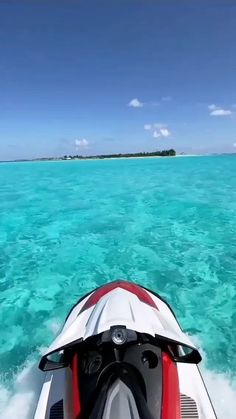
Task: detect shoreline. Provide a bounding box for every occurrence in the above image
[0,154,227,164]
[42,154,204,162]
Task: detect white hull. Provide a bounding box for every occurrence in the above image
[34,281,216,419]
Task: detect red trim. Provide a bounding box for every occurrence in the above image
[161,352,181,419]
[80,281,157,312]
[71,353,81,419]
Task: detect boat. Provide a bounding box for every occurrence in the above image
[34,280,216,418]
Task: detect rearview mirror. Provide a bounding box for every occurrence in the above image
[171,344,202,364]
[39,349,69,371]
[156,335,202,364]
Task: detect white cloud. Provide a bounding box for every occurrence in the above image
[208,104,217,111]
[208,104,232,116]
[153,130,161,138]
[210,109,232,116]
[145,123,171,139]
[160,128,171,137]
[233,143,236,148]
[128,98,143,108]
[162,96,172,102]
[75,138,89,149]
[128,96,172,108]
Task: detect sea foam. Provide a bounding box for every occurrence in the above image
[0,361,44,419]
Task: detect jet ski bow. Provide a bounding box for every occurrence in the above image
[34,280,216,419]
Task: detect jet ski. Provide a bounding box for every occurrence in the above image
[34,280,216,419]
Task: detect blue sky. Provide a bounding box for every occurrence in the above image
[0,0,236,159]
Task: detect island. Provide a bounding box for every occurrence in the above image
[62,149,176,160]
[1,149,177,163]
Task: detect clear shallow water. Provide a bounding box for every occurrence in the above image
[0,155,236,417]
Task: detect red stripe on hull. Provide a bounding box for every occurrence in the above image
[81,280,157,312]
[162,352,181,419]
[72,353,81,419]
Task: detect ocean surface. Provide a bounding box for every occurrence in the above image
[0,155,236,418]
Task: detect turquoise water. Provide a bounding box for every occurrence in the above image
[0,155,236,417]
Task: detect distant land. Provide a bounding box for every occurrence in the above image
[1,150,236,163]
[61,149,177,160]
[1,149,177,163]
